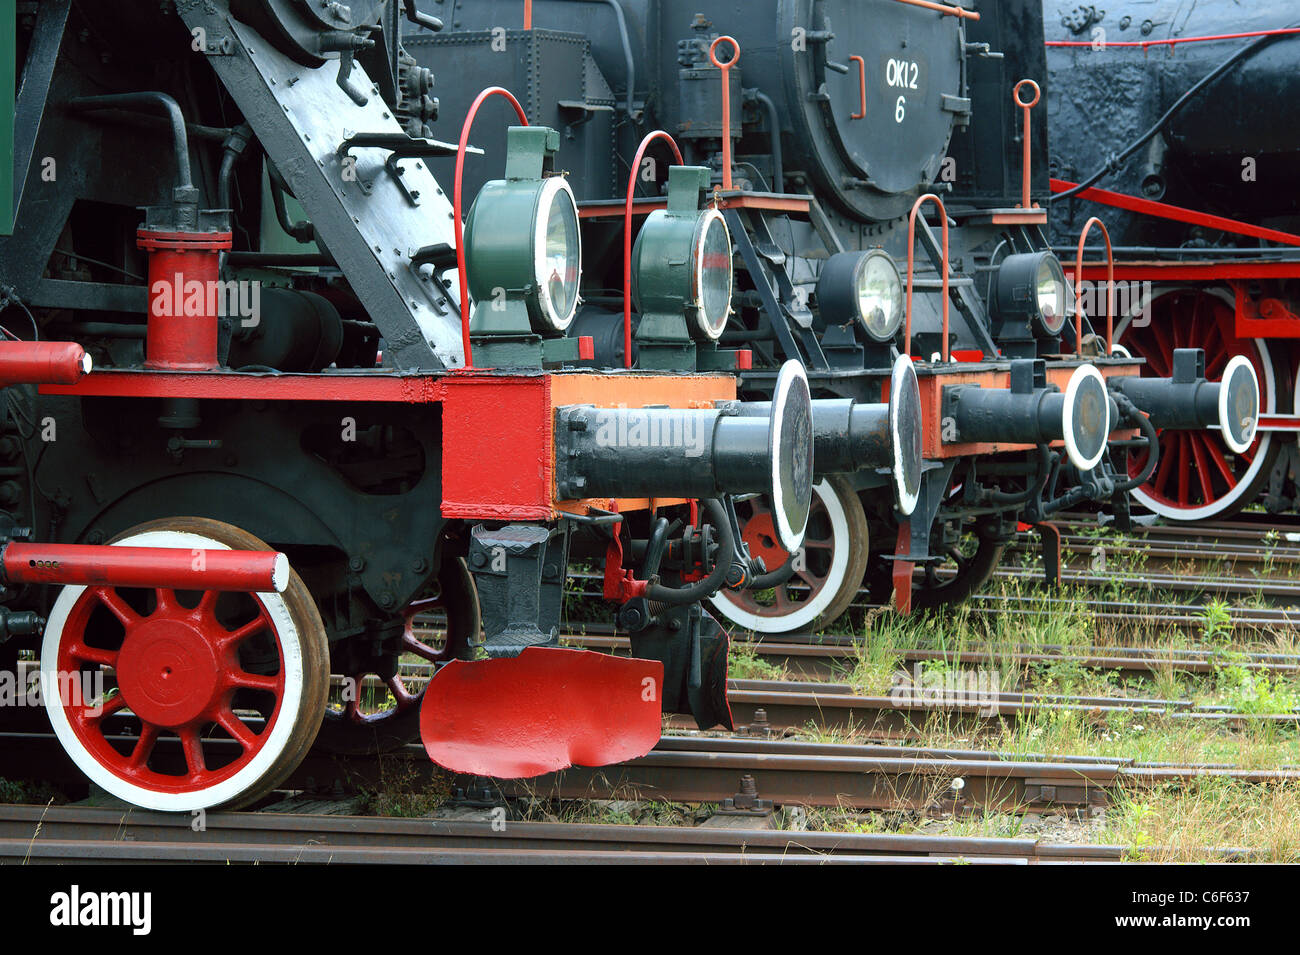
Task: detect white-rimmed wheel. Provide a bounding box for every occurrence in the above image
[1116,286,1279,521]
[709,476,868,634]
[41,518,329,812]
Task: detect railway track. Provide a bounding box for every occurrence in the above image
[0,804,1126,865]
[5,731,1292,815]
[550,629,1300,682]
[720,678,1297,738]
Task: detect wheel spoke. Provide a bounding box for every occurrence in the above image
[1177,435,1191,505]
[86,692,128,721]
[92,587,140,628]
[65,643,118,668]
[179,727,207,776]
[220,616,267,650]
[154,588,178,614]
[227,669,278,693]
[1188,435,1217,504]
[1199,434,1237,488]
[403,631,447,663]
[1152,435,1174,496]
[127,723,159,769]
[195,589,219,617]
[217,708,259,751]
[385,674,418,711]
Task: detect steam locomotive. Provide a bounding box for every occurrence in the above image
[0,0,1251,812]
[401,0,1255,633]
[1046,1,1300,523]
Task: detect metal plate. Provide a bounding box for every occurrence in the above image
[178,7,464,369]
[770,360,814,551]
[1219,354,1259,454]
[890,354,922,515]
[1063,364,1110,471]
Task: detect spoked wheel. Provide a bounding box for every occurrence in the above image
[315,557,480,755]
[1117,286,1279,521]
[709,476,869,634]
[865,518,1006,611]
[40,518,329,812]
[911,526,1006,611]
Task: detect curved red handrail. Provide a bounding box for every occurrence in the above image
[453,87,529,370]
[905,194,951,362]
[623,131,685,369]
[708,36,740,192]
[1014,79,1041,211]
[1074,216,1115,356]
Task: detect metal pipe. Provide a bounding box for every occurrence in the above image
[753,92,784,193]
[0,341,91,385]
[67,93,193,192]
[0,543,288,592]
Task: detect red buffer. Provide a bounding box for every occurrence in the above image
[0,542,289,593]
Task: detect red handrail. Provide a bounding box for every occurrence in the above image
[1074,217,1115,356]
[850,55,867,120]
[624,131,685,369]
[453,87,529,370]
[905,194,951,362]
[708,36,740,192]
[891,0,979,20]
[524,0,532,29]
[1046,27,1300,50]
[1014,79,1041,210]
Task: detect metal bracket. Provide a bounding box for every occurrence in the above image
[337,132,478,205]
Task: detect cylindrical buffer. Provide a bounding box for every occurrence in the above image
[0,543,289,593]
[1108,350,1258,454]
[556,361,813,550]
[732,355,922,515]
[946,364,1111,471]
[0,341,92,385]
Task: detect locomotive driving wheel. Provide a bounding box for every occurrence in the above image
[1116,286,1279,521]
[315,557,480,755]
[40,518,330,812]
[709,476,869,634]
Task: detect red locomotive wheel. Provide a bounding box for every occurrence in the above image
[315,557,481,755]
[709,476,868,634]
[1117,287,1278,521]
[41,518,329,812]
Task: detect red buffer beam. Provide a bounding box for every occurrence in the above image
[0,543,289,593]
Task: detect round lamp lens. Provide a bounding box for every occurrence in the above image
[858,252,903,341]
[696,212,733,339]
[538,181,581,329]
[1036,255,1067,334]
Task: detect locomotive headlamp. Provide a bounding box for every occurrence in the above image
[816,249,904,342]
[463,126,582,360]
[632,165,735,367]
[993,252,1070,337]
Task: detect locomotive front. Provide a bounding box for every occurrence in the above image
[0,0,879,810]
